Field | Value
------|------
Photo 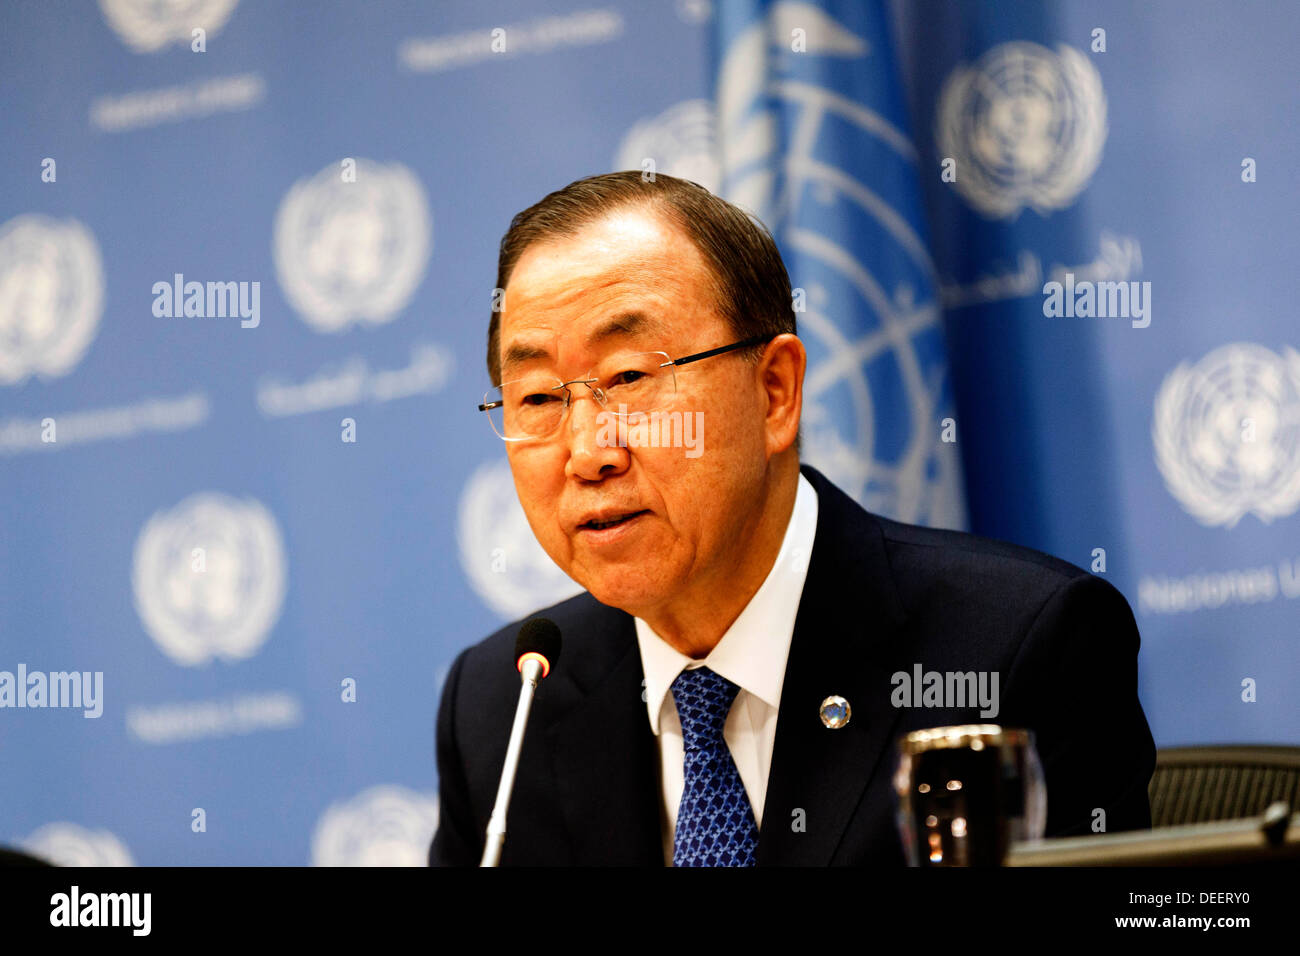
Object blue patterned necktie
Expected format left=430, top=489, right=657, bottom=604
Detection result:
left=671, top=666, right=759, bottom=867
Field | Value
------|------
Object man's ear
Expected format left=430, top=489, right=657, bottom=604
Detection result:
left=759, top=333, right=805, bottom=457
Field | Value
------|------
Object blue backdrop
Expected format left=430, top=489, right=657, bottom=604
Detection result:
left=2, top=0, right=1296, bottom=865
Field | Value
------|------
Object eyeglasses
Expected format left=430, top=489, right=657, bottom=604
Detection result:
left=479, top=332, right=776, bottom=442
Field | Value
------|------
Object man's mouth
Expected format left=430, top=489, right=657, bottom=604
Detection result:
left=579, top=510, right=649, bottom=531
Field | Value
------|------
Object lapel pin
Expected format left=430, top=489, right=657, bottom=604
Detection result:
left=819, top=695, right=851, bottom=729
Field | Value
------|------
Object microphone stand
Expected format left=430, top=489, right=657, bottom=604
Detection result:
left=480, top=657, right=544, bottom=867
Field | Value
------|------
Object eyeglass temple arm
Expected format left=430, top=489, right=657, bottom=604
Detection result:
left=660, top=333, right=778, bottom=368
left=480, top=336, right=778, bottom=408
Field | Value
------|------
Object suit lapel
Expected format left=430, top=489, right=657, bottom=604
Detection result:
left=547, top=616, right=663, bottom=865
left=756, top=466, right=910, bottom=865
left=541, top=466, right=909, bottom=866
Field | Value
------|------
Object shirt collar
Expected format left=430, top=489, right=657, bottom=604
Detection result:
left=636, top=471, right=819, bottom=735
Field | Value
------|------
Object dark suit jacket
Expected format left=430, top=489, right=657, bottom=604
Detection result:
left=429, top=464, right=1155, bottom=865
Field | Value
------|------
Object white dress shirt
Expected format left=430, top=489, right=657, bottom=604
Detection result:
left=634, top=472, right=819, bottom=865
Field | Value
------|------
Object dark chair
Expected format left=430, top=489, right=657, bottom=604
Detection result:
left=0, top=846, right=52, bottom=866
left=1149, top=745, right=1300, bottom=828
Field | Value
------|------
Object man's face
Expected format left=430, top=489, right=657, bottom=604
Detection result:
left=496, top=207, right=773, bottom=619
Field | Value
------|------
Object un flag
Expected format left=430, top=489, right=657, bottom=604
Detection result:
left=712, top=0, right=966, bottom=528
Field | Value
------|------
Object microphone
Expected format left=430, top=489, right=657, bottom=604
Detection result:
left=479, top=617, right=562, bottom=867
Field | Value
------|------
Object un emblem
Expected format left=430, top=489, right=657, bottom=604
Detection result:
left=132, top=493, right=288, bottom=667
left=311, top=786, right=439, bottom=867
left=936, top=42, right=1107, bottom=219
left=616, top=99, right=720, bottom=191
left=457, top=459, right=583, bottom=619
left=273, top=159, right=432, bottom=333
left=1154, top=343, right=1300, bottom=527
left=693, top=1, right=965, bottom=526
left=22, top=822, right=134, bottom=866
left=99, top=0, right=240, bottom=53
left=0, top=215, right=104, bottom=387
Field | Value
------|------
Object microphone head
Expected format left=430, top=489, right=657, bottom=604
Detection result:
left=515, top=617, right=562, bottom=679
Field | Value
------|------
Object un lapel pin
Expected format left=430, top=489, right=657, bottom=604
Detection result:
left=819, top=695, right=851, bottom=729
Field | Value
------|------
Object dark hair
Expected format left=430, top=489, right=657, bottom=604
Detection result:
left=487, top=170, right=797, bottom=386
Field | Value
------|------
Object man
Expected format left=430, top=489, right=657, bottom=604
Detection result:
left=429, top=171, right=1155, bottom=866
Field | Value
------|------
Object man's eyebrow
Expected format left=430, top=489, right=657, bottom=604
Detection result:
left=585, top=312, right=666, bottom=346
left=500, top=341, right=552, bottom=378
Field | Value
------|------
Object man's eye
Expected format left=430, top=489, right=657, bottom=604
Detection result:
left=520, top=393, right=559, bottom=406
left=609, top=369, right=647, bottom=387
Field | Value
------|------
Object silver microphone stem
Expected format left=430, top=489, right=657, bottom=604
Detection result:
left=479, top=657, right=543, bottom=867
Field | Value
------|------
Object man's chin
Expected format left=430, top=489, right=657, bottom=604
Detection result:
left=575, top=571, right=667, bottom=618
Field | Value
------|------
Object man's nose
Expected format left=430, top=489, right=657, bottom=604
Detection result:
left=564, top=390, right=629, bottom=480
